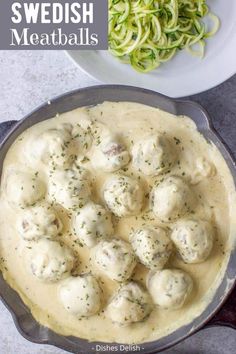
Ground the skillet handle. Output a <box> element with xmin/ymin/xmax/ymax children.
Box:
<box><xmin>0</xmin><ymin>120</ymin><xmax>18</xmax><ymax>140</ymax></box>
<box><xmin>204</xmin><ymin>285</ymin><xmax>236</xmax><ymax>330</ymax></box>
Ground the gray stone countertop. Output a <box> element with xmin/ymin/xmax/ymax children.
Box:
<box><xmin>0</xmin><ymin>51</ymin><xmax>235</xmax><ymax>354</ymax></box>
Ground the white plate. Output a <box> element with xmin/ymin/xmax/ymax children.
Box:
<box><xmin>67</xmin><ymin>0</ymin><xmax>236</xmax><ymax>98</ymax></box>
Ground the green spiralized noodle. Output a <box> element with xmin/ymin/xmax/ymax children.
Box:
<box><xmin>108</xmin><ymin>0</ymin><xmax>220</xmax><ymax>73</ymax></box>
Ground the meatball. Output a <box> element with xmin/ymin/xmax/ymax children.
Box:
<box><xmin>106</xmin><ymin>282</ymin><xmax>152</xmax><ymax>325</ymax></box>
<box><xmin>28</xmin><ymin>239</ymin><xmax>75</xmax><ymax>282</ymax></box>
<box><xmin>48</xmin><ymin>166</ymin><xmax>91</xmax><ymax>210</ymax></box>
<box><xmin>59</xmin><ymin>274</ymin><xmax>102</xmax><ymax>317</ymax></box>
<box><xmin>17</xmin><ymin>203</ymin><xmax>63</xmax><ymax>241</ymax></box>
<box><xmin>72</xmin><ymin>202</ymin><xmax>114</xmax><ymax>248</ymax></box>
<box><xmin>93</xmin><ymin>239</ymin><xmax>137</xmax><ymax>282</ymax></box>
<box><xmin>151</xmin><ymin>176</ymin><xmax>193</xmax><ymax>222</ymax></box>
<box><xmin>103</xmin><ymin>175</ymin><xmax>143</xmax><ymax>217</ymax></box>
<box><xmin>132</xmin><ymin>134</ymin><xmax>174</xmax><ymax>176</ymax></box>
<box><xmin>71</xmin><ymin>124</ymin><xmax>92</xmax><ymax>155</ymax></box>
<box><xmin>91</xmin><ymin>136</ymin><xmax>130</xmax><ymax>172</ymax></box>
<box><xmin>28</xmin><ymin>127</ymin><xmax>73</xmax><ymax>167</ymax></box>
<box><xmin>171</xmin><ymin>219</ymin><xmax>213</xmax><ymax>263</ymax></box>
<box><xmin>5</xmin><ymin>169</ymin><xmax>46</xmax><ymax>208</ymax></box>
<box><xmin>191</xmin><ymin>157</ymin><xmax>216</xmax><ymax>185</ymax></box>
<box><xmin>130</xmin><ymin>226</ymin><xmax>173</xmax><ymax>269</ymax></box>
<box><xmin>147</xmin><ymin>269</ymin><xmax>193</xmax><ymax>309</ymax></box>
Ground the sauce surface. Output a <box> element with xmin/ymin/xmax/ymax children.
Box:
<box><xmin>0</xmin><ymin>102</ymin><xmax>235</xmax><ymax>344</ymax></box>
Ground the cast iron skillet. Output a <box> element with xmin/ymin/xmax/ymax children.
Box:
<box><xmin>0</xmin><ymin>85</ymin><xmax>235</xmax><ymax>354</ymax></box>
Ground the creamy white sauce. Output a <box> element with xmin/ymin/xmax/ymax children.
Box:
<box><xmin>0</xmin><ymin>102</ymin><xmax>235</xmax><ymax>344</ymax></box>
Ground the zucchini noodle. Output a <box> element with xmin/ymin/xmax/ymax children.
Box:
<box><xmin>108</xmin><ymin>0</ymin><xmax>220</xmax><ymax>73</ymax></box>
